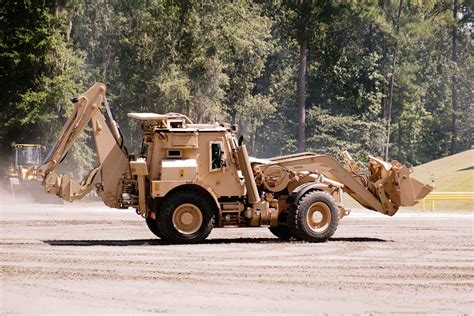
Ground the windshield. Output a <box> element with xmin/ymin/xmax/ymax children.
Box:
<box><xmin>16</xmin><ymin>146</ymin><xmax>42</xmax><ymax>166</ymax></box>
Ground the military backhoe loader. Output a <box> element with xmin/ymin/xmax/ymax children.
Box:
<box><xmin>38</xmin><ymin>83</ymin><xmax>433</xmax><ymax>243</ymax></box>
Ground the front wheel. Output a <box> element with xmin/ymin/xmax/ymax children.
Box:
<box><xmin>145</xmin><ymin>217</ymin><xmax>164</xmax><ymax>239</ymax></box>
<box><xmin>268</xmin><ymin>225</ymin><xmax>292</xmax><ymax>240</ymax></box>
<box><xmin>156</xmin><ymin>190</ymin><xmax>214</xmax><ymax>244</ymax></box>
<box><xmin>288</xmin><ymin>191</ymin><xmax>339</xmax><ymax>242</ymax></box>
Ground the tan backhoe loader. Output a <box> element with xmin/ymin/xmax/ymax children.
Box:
<box><xmin>38</xmin><ymin>83</ymin><xmax>433</xmax><ymax>243</ymax></box>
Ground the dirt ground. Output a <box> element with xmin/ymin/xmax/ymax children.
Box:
<box><xmin>1</xmin><ymin>200</ymin><xmax>473</xmax><ymax>314</ymax></box>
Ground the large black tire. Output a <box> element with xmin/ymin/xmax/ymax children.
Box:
<box><xmin>156</xmin><ymin>190</ymin><xmax>214</xmax><ymax>244</ymax></box>
<box><xmin>268</xmin><ymin>225</ymin><xmax>292</xmax><ymax>240</ymax></box>
<box><xmin>288</xmin><ymin>191</ymin><xmax>339</xmax><ymax>242</ymax></box>
<box><xmin>145</xmin><ymin>217</ymin><xmax>164</xmax><ymax>239</ymax></box>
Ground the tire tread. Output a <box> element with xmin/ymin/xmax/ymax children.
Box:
<box><xmin>156</xmin><ymin>189</ymin><xmax>214</xmax><ymax>244</ymax></box>
<box><xmin>288</xmin><ymin>190</ymin><xmax>339</xmax><ymax>242</ymax></box>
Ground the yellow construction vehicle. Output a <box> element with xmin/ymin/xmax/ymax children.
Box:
<box><xmin>4</xmin><ymin>144</ymin><xmax>47</xmax><ymax>200</ymax></box>
<box><xmin>38</xmin><ymin>83</ymin><xmax>433</xmax><ymax>243</ymax></box>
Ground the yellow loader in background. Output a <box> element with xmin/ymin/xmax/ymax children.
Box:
<box><xmin>4</xmin><ymin>144</ymin><xmax>60</xmax><ymax>202</ymax></box>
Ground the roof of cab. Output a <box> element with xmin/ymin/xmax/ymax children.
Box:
<box><xmin>127</xmin><ymin>112</ymin><xmax>230</xmax><ymax>132</ymax></box>
<box><xmin>127</xmin><ymin>113</ymin><xmax>188</xmax><ymax>121</ymax></box>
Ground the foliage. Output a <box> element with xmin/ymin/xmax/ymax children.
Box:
<box><xmin>0</xmin><ymin>0</ymin><xmax>472</xmax><ymax>176</ymax></box>
<box><xmin>0</xmin><ymin>0</ymin><xmax>93</xmax><ymax>175</ymax></box>
<box><xmin>306</xmin><ymin>107</ymin><xmax>384</xmax><ymax>162</ymax></box>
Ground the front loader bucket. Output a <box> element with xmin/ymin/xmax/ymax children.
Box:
<box><xmin>396</xmin><ymin>165</ymin><xmax>432</xmax><ymax>206</ymax></box>
<box><xmin>370</xmin><ymin>156</ymin><xmax>433</xmax><ymax>214</ymax></box>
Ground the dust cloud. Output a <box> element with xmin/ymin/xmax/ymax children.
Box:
<box><xmin>0</xmin><ymin>184</ymin><xmax>37</xmax><ymax>206</ymax></box>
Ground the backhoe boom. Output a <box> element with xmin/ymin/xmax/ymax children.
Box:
<box><xmin>38</xmin><ymin>83</ymin><xmax>130</xmax><ymax>208</ymax></box>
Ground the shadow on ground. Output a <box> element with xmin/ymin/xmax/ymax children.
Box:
<box><xmin>43</xmin><ymin>237</ymin><xmax>389</xmax><ymax>246</ymax></box>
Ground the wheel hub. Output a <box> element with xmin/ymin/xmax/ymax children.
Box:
<box><xmin>306</xmin><ymin>202</ymin><xmax>331</xmax><ymax>232</ymax></box>
<box><xmin>172</xmin><ymin>203</ymin><xmax>203</xmax><ymax>235</ymax></box>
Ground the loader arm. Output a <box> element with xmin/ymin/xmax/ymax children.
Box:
<box><xmin>257</xmin><ymin>153</ymin><xmax>432</xmax><ymax>216</ymax></box>
<box><xmin>38</xmin><ymin>83</ymin><xmax>130</xmax><ymax>208</ymax></box>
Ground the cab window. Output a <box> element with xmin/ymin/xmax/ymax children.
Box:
<box><xmin>140</xmin><ymin>142</ymin><xmax>148</xmax><ymax>158</ymax></box>
<box><xmin>211</xmin><ymin>143</ymin><xmax>222</xmax><ymax>170</ymax></box>
<box><xmin>209</xmin><ymin>140</ymin><xmax>229</xmax><ymax>171</ymax></box>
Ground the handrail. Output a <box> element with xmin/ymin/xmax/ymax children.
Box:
<box><xmin>422</xmin><ymin>192</ymin><xmax>474</xmax><ymax>211</ymax></box>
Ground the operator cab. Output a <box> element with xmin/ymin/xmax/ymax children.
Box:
<box><xmin>14</xmin><ymin>144</ymin><xmax>44</xmax><ymax>168</ymax></box>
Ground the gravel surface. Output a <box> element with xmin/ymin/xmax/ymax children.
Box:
<box><xmin>1</xmin><ymin>201</ymin><xmax>473</xmax><ymax>314</ymax></box>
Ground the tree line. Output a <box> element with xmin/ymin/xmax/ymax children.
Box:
<box><xmin>0</xmin><ymin>0</ymin><xmax>472</xmax><ymax>175</ymax></box>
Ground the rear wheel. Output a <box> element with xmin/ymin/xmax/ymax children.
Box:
<box><xmin>156</xmin><ymin>190</ymin><xmax>214</xmax><ymax>244</ymax></box>
<box><xmin>288</xmin><ymin>191</ymin><xmax>339</xmax><ymax>242</ymax></box>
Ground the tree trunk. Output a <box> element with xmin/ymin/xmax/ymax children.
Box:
<box><xmin>450</xmin><ymin>0</ymin><xmax>458</xmax><ymax>155</ymax></box>
<box><xmin>384</xmin><ymin>48</ymin><xmax>397</xmax><ymax>161</ymax></box>
<box><xmin>102</xmin><ymin>3</ymin><xmax>110</xmax><ymax>81</ymax></box>
<box><xmin>397</xmin><ymin>122</ymin><xmax>402</xmax><ymax>160</ymax></box>
<box><xmin>297</xmin><ymin>39</ymin><xmax>307</xmax><ymax>153</ymax></box>
<box><xmin>384</xmin><ymin>0</ymin><xmax>404</xmax><ymax>161</ymax></box>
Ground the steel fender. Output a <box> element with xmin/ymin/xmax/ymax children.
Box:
<box><xmin>159</xmin><ymin>182</ymin><xmax>220</xmax><ymax>216</ymax></box>
<box><xmin>286</xmin><ymin>182</ymin><xmax>329</xmax><ymax>205</ymax></box>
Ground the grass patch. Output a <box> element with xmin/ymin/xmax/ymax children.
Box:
<box><xmin>407</xmin><ymin>149</ymin><xmax>473</xmax><ymax>211</ymax></box>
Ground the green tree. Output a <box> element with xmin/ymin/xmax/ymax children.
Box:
<box><xmin>0</xmin><ymin>0</ymin><xmax>93</xmax><ymax>175</ymax></box>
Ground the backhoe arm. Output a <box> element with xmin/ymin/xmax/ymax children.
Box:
<box><xmin>38</xmin><ymin>83</ymin><xmax>130</xmax><ymax>208</ymax></box>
